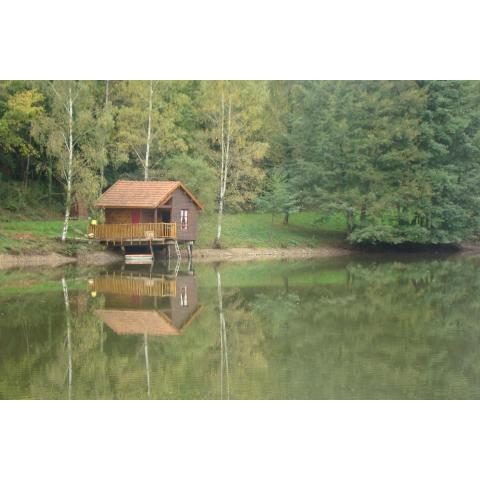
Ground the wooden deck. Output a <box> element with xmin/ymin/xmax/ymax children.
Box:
<box><xmin>90</xmin><ymin>274</ymin><xmax>177</xmax><ymax>297</ymax></box>
<box><xmin>88</xmin><ymin>222</ymin><xmax>176</xmax><ymax>243</ymax></box>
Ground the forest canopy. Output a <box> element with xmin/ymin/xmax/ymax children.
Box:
<box><xmin>1</xmin><ymin>80</ymin><xmax>480</xmax><ymax>245</ymax></box>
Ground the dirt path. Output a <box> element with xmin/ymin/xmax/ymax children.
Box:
<box><xmin>192</xmin><ymin>246</ymin><xmax>354</xmax><ymax>262</ymax></box>
<box><xmin>0</xmin><ymin>251</ymin><xmax>123</xmax><ymax>269</ymax></box>
<box><xmin>0</xmin><ymin>253</ymin><xmax>77</xmax><ymax>269</ymax></box>
<box><xmin>0</xmin><ymin>246</ymin><xmax>354</xmax><ymax>269</ymax></box>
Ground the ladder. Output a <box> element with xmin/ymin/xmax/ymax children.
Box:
<box><xmin>174</xmin><ymin>240</ymin><xmax>181</xmax><ymax>260</ymax></box>
<box><xmin>174</xmin><ymin>258</ymin><xmax>181</xmax><ymax>276</ymax></box>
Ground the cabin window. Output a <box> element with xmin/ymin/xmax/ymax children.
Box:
<box><xmin>180</xmin><ymin>286</ymin><xmax>188</xmax><ymax>306</ymax></box>
<box><xmin>180</xmin><ymin>209</ymin><xmax>188</xmax><ymax>230</ymax></box>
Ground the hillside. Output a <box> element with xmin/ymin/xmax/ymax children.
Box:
<box><xmin>0</xmin><ymin>210</ymin><xmax>347</xmax><ymax>256</ymax></box>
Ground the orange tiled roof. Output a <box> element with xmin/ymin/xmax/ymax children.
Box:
<box><xmin>95</xmin><ymin>309</ymin><xmax>181</xmax><ymax>336</ymax></box>
<box><xmin>95</xmin><ymin>180</ymin><xmax>203</xmax><ymax>209</ymax></box>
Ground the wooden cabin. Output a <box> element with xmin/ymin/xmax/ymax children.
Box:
<box><xmin>88</xmin><ymin>180</ymin><xmax>203</xmax><ymax>246</ymax></box>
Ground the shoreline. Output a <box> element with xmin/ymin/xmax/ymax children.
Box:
<box><xmin>0</xmin><ymin>250</ymin><xmax>124</xmax><ymax>269</ymax></box>
<box><xmin>1</xmin><ymin>242</ymin><xmax>478</xmax><ymax>269</ymax></box>
<box><xmin>0</xmin><ymin>246</ymin><xmax>354</xmax><ymax>269</ymax></box>
<box><xmin>192</xmin><ymin>246</ymin><xmax>354</xmax><ymax>262</ymax></box>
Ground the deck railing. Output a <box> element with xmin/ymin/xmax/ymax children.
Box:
<box><xmin>88</xmin><ymin>222</ymin><xmax>176</xmax><ymax>242</ymax></box>
<box><xmin>90</xmin><ymin>274</ymin><xmax>177</xmax><ymax>297</ymax></box>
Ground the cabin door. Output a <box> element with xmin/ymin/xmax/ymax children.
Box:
<box><xmin>131</xmin><ymin>210</ymin><xmax>141</xmax><ymax>224</ymax></box>
<box><xmin>160</xmin><ymin>209</ymin><xmax>171</xmax><ymax>223</ymax></box>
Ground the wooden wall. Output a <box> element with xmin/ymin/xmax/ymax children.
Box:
<box><xmin>105</xmin><ymin>208</ymin><xmax>154</xmax><ymax>224</ymax></box>
<box><xmin>103</xmin><ymin>187</ymin><xmax>200</xmax><ymax>242</ymax></box>
<box><xmin>170</xmin><ymin>188</ymin><xmax>199</xmax><ymax>242</ymax></box>
<box><xmin>142</xmin><ymin>209</ymin><xmax>154</xmax><ymax>223</ymax></box>
<box><xmin>105</xmin><ymin>208</ymin><xmax>132</xmax><ymax>224</ymax></box>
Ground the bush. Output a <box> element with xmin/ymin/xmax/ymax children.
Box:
<box><xmin>0</xmin><ymin>181</ymin><xmax>63</xmax><ymax>220</ymax></box>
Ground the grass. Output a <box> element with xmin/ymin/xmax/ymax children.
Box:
<box><xmin>0</xmin><ymin>219</ymin><xmax>92</xmax><ymax>255</ymax></box>
<box><xmin>0</xmin><ymin>211</ymin><xmax>347</xmax><ymax>256</ymax></box>
<box><xmin>196</xmin><ymin>211</ymin><xmax>347</xmax><ymax>248</ymax></box>
<box><xmin>0</xmin><ymin>180</ymin><xmax>347</xmax><ymax>255</ymax></box>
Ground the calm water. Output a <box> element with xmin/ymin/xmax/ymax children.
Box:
<box><xmin>1</xmin><ymin>253</ymin><xmax>480</xmax><ymax>399</ymax></box>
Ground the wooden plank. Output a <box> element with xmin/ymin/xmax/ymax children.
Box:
<box><xmin>88</xmin><ymin>222</ymin><xmax>177</xmax><ymax>242</ymax></box>
<box><xmin>91</xmin><ymin>274</ymin><xmax>176</xmax><ymax>297</ymax></box>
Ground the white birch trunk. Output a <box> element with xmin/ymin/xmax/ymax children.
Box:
<box><xmin>216</xmin><ymin>197</ymin><xmax>224</xmax><ymax>245</ymax></box>
<box><xmin>214</xmin><ymin>93</ymin><xmax>225</xmax><ymax>246</ymax></box>
<box><xmin>100</xmin><ymin>80</ymin><xmax>109</xmax><ymax>190</ymax></box>
<box><xmin>214</xmin><ymin>93</ymin><xmax>232</xmax><ymax>247</ymax></box>
<box><xmin>144</xmin><ymin>81</ymin><xmax>153</xmax><ymax>181</ymax></box>
<box><xmin>61</xmin><ymin>88</ymin><xmax>74</xmax><ymax>242</ymax></box>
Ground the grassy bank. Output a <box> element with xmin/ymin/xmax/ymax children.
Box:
<box><xmin>196</xmin><ymin>212</ymin><xmax>346</xmax><ymax>248</ymax></box>
<box><xmin>0</xmin><ymin>212</ymin><xmax>347</xmax><ymax>255</ymax></box>
<box><xmin>0</xmin><ymin>219</ymin><xmax>92</xmax><ymax>255</ymax></box>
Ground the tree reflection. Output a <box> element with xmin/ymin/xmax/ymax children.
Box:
<box><xmin>144</xmin><ymin>332</ymin><xmax>151</xmax><ymax>398</ymax></box>
<box><xmin>216</xmin><ymin>266</ymin><xmax>230</xmax><ymax>399</ymax></box>
<box><xmin>247</xmin><ymin>258</ymin><xmax>480</xmax><ymax>398</ymax></box>
<box><xmin>61</xmin><ymin>277</ymin><xmax>72</xmax><ymax>400</ymax></box>
<box><xmin>3</xmin><ymin>257</ymin><xmax>480</xmax><ymax>399</ymax></box>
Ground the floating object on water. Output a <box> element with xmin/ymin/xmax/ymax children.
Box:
<box><xmin>125</xmin><ymin>253</ymin><xmax>154</xmax><ymax>265</ymax></box>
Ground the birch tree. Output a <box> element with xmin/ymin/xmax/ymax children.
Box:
<box><xmin>115</xmin><ymin>81</ymin><xmax>188</xmax><ymax>181</ymax></box>
<box><xmin>33</xmin><ymin>81</ymin><xmax>100</xmax><ymax>241</ymax></box>
<box><xmin>215</xmin><ymin>90</ymin><xmax>231</xmax><ymax>246</ymax></box>
<box><xmin>87</xmin><ymin>80</ymin><xmax>116</xmax><ymax>193</ymax></box>
<box><xmin>62</xmin><ymin>86</ymin><xmax>74</xmax><ymax>241</ymax></box>
<box><xmin>201</xmin><ymin>81</ymin><xmax>269</xmax><ymax>247</ymax></box>
<box><xmin>145</xmin><ymin>80</ymin><xmax>153</xmax><ymax>180</ymax></box>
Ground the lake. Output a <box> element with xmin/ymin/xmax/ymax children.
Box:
<box><xmin>1</xmin><ymin>253</ymin><xmax>480</xmax><ymax>399</ymax></box>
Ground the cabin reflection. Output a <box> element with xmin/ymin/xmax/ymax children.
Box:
<box><xmin>89</xmin><ymin>266</ymin><xmax>201</xmax><ymax>337</ymax></box>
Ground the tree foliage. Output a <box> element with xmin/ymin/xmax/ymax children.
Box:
<box><xmin>286</xmin><ymin>80</ymin><xmax>480</xmax><ymax>244</ymax></box>
<box><xmin>1</xmin><ymin>80</ymin><xmax>480</xmax><ymax>245</ymax></box>
<box><xmin>255</xmin><ymin>169</ymin><xmax>298</xmax><ymax>223</ymax></box>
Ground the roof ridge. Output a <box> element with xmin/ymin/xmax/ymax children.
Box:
<box><xmin>95</xmin><ymin>179</ymin><xmax>203</xmax><ymax>209</ymax></box>
<box><xmin>116</xmin><ymin>179</ymin><xmax>178</xmax><ymax>183</ymax></box>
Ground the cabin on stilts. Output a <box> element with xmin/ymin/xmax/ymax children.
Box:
<box><xmin>88</xmin><ymin>180</ymin><xmax>203</xmax><ymax>258</ymax></box>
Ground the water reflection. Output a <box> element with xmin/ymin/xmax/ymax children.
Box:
<box><xmin>61</xmin><ymin>277</ymin><xmax>73</xmax><ymax>400</ymax></box>
<box><xmin>2</xmin><ymin>255</ymin><xmax>480</xmax><ymax>399</ymax></box>
<box><xmin>90</xmin><ymin>269</ymin><xmax>201</xmax><ymax>337</ymax></box>
<box><xmin>88</xmin><ymin>263</ymin><xmax>201</xmax><ymax>398</ymax></box>
<box><xmin>215</xmin><ymin>265</ymin><xmax>230</xmax><ymax>400</ymax></box>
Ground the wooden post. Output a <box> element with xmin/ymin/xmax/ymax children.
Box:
<box><xmin>154</xmin><ymin>208</ymin><xmax>157</xmax><ymax>223</ymax></box>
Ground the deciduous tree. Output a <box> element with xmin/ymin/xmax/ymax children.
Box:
<box><xmin>33</xmin><ymin>81</ymin><xmax>100</xmax><ymax>241</ymax></box>
<box><xmin>201</xmin><ymin>81</ymin><xmax>269</xmax><ymax>247</ymax></box>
